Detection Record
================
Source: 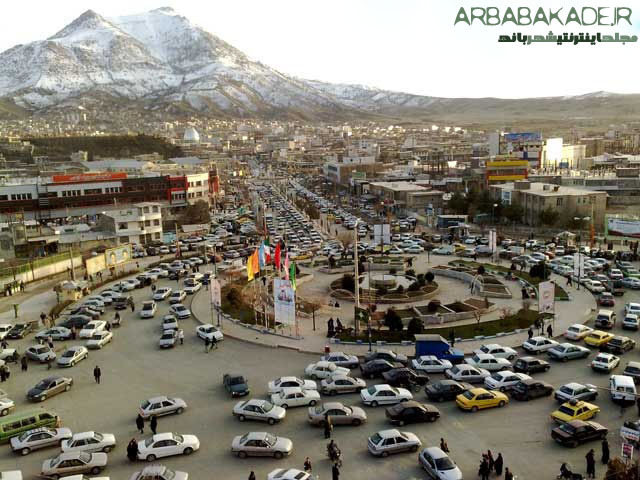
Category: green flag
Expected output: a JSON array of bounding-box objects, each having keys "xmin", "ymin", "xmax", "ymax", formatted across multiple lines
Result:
[
  {"xmin": 355, "ymin": 306, "xmax": 369, "ymax": 323},
  {"xmin": 290, "ymin": 262, "xmax": 296, "ymax": 291}
]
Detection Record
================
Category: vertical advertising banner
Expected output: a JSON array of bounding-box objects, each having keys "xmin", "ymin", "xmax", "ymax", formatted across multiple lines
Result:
[
  {"xmin": 573, "ymin": 253, "xmax": 585, "ymax": 279},
  {"xmin": 274, "ymin": 278, "xmax": 296, "ymax": 326},
  {"xmin": 210, "ymin": 279, "xmax": 221, "ymax": 308},
  {"xmin": 489, "ymin": 230, "xmax": 497, "ymax": 253},
  {"xmin": 538, "ymin": 281, "xmax": 555, "ymax": 314},
  {"xmin": 373, "ymin": 224, "xmax": 391, "ymax": 246}
]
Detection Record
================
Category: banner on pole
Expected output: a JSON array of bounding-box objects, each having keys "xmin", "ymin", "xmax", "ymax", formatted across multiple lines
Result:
[
  {"xmin": 622, "ymin": 442, "xmax": 634, "ymax": 460},
  {"xmin": 538, "ymin": 281, "xmax": 555, "ymax": 314},
  {"xmin": 573, "ymin": 253, "xmax": 585, "ymax": 279},
  {"xmin": 374, "ymin": 224, "xmax": 391, "ymax": 247},
  {"xmin": 489, "ymin": 230, "xmax": 497, "ymax": 253},
  {"xmin": 274, "ymin": 279, "xmax": 296, "ymax": 326},
  {"xmin": 210, "ymin": 279, "xmax": 221, "ymax": 308}
]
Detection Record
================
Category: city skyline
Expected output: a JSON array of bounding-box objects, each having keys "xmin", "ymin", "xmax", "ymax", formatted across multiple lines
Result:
[{"xmin": 1, "ymin": 0, "xmax": 639, "ymax": 99}]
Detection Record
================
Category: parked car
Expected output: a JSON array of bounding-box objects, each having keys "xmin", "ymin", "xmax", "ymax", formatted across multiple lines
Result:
[
  {"xmin": 475, "ymin": 344, "xmax": 517, "ymax": 360},
  {"xmin": 86, "ymin": 330, "xmax": 113, "ymax": 349},
  {"xmin": 467, "ymin": 353, "xmax": 512, "ymax": 372},
  {"xmin": 136, "ymin": 432, "xmax": 200, "ymax": 461},
  {"xmin": 7, "ymin": 323, "xmax": 34, "ymax": 339},
  {"xmin": 418, "ymin": 447, "xmax": 463, "ymax": 480},
  {"xmin": 27, "ymin": 376, "xmax": 73, "ymax": 402},
  {"xmin": 360, "ymin": 360, "xmax": 404, "ymax": 379},
  {"xmin": 510, "ymin": 379, "xmax": 554, "ymax": 401},
  {"xmin": 10, "ymin": 427, "xmax": 73, "ymax": 456},
  {"xmin": 547, "ymin": 343, "xmax": 590, "ymax": 362},
  {"xmin": 623, "ymin": 362, "xmax": 640, "ymax": 383},
  {"xmin": 444, "ymin": 364, "xmax": 490, "ymax": 384},
  {"xmin": 61, "ymin": 431, "xmax": 116, "ymax": 453},
  {"xmin": 551, "ymin": 420, "xmax": 608, "ymax": 447},
  {"xmin": 35, "ymin": 327, "xmax": 72, "ymax": 342},
  {"xmin": 584, "ymin": 330, "xmax": 614, "ymax": 348},
  {"xmin": 360, "ymin": 384, "xmax": 413, "ymax": 407},
  {"xmin": 231, "ymin": 432, "xmax": 292, "ymax": 459},
  {"xmin": 385, "ymin": 401, "xmax": 440, "ymax": 425},
  {"xmin": 268, "ymin": 377, "xmax": 317, "ymax": 394},
  {"xmin": 308, "ymin": 402, "xmax": 367, "ymax": 427},
  {"xmin": 367, "ymin": 429, "xmax": 421, "ymax": 457},
  {"xmin": 304, "ymin": 361, "xmax": 350, "ymax": 380},
  {"xmin": 591, "ymin": 353, "xmax": 620, "ymax": 372},
  {"xmin": 25, "ymin": 345, "xmax": 56, "ymax": 363},
  {"xmin": 41, "ymin": 451, "xmax": 107, "ymax": 477},
  {"xmin": 564, "ymin": 324, "xmax": 594, "ymax": 340},
  {"xmin": 425, "ymin": 380, "xmax": 473, "ymax": 403},
  {"xmin": 140, "ymin": 301, "xmax": 157, "ymax": 319},
  {"xmin": 484, "ymin": 371, "xmax": 530, "ymax": 392},
  {"xmin": 455, "ymin": 388, "xmax": 508, "ymax": 412},
  {"xmin": 555, "ymin": 383, "xmax": 598, "ymax": 403},
  {"xmin": 270, "ymin": 387, "xmax": 320, "ymax": 409},
  {"xmin": 601, "ymin": 336, "xmax": 635, "ymax": 355},
  {"xmin": 56, "ymin": 346, "xmax": 89, "ymax": 368},
  {"xmin": 139, "ymin": 396, "xmax": 187, "ymax": 419},
  {"xmin": 320, "ymin": 352, "xmax": 359, "ymax": 369},
  {"xmin": 320, "ymin": 375, "xmax": 367, "ymax": 395},
  {"xmin": 233, "ymin": 399, "xmax": 286, "ymax": 425},
  {"xmin": 623, "ymin": 314, "xmax": 640, "ymax": 331},
  {"xmin": 159, "ymin": 329, "xmax": 179, "ymax": 348},
  {"xmin": 381, "ymin": 368, "xmax": 429, "ymax": 391},
  {"xmin": 169, "ymin": 304, "xmax": 191, "ymax": 319},
  {"xmin": 363, "ymin": 349, "xmax": 408, "ymax": 366},
  {"xmin": 513, "ymin": 356, "xmax": 551, "ymax": 373},
  {"xmin": 223, "ymin": 373, "xmax": 250, "ymax": 397},
  {"xmin": 551, "ymin": 400, "xmax": 600, "ymax": 423},
  {"xmin": 411, "ymin": 355, "xmax": 452, "ymax": 373}
]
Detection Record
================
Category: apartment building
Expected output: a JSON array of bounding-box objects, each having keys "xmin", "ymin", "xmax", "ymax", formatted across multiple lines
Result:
[
  {"xmin": 368, "ymin": 181, "xmax": 445, "ymax": 212},
  {"xmin": 96, "ymin": 202, "xmax": 163, "ymax": 245}
]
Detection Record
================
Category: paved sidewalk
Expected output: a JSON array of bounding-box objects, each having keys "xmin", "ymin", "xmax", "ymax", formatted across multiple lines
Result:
[{"xmin": 190, "ymin": 271, "xmax": 597, "ymax": 356}]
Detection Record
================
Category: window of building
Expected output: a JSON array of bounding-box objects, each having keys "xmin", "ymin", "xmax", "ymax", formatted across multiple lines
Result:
[
  {"xmin": 143, "ymin": 207, "xmax": 150, "ymax": 213},
  {"xmin": 154, "ymin": 232, "xmax": 161, "ymax": 239},
  {"xmin": 84, "ymin": 188, "xmax": 102, "ymax": 195},
  {"xmin": 120, "ymin": 236, "xmax": 129, "ymax": 244},
  {"xmin": 556, "ymin": 198, "xmax": 563, "ymax": 206},
  {"xmin": 145, "ymin": 220, "xmax": 151, "ymax": 227},
  {"xmin": 118, "ymin": 223, "xmax": 128, "ymax": 230},
  {"xmin": 10, "ymin": 193, "xmax": 32, "ymax": 200},
  {"xmin": 153, "ymin": 219, "xmax": 160, "ymax": 226},
  {"xmin": 152, "ymin": 206, "xmax": 159, "ymax": 213},
  {"xmin": 0, "ymin": 195, "xmax": 7, "ymax": 201},
  {"xmin": 196, "ymin": 192, "xmax": 202, "ymax": 197},
  {"xmin": 196, "ymin": 181, "xmax": 202, "ymax": 186}
]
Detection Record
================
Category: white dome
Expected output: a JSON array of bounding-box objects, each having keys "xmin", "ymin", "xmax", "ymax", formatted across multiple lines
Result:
[{"xmin": 183, "ymin": 127, "xmax": 200, "ymax": 143}]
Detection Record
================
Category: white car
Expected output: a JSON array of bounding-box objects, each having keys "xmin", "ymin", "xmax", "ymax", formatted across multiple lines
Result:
[
  {"xmin": 233, "ymin": 399, "xmax": 286, "ymax": 424},
  {"xmin": 475, "ymin": 344, "xmax": 518, "ymax": 360},
  {"xmin": 522, "ymin": 336, "xmax": 559, "ymax": 353},
  {"xmin": 467, "ymin": 353, "xmax": 512, "ymax": 372},
  {"xmin": 304, "ymin": 361, "xmax": 350, "ymax": 380},
  {"xmin": 367, "ymin": 429, "xmax": 421, "ymax": 457},
  {"xmin": 57, "ymin": 346, "xmax": 89, "ymax": 367},
  {"xmin": 140, "ymin": 301, "xmax": 157, "ymax": 319},
  {"xmin": 62, "ymin": 431, "xmax": 116, "ymax": 453},
  {"xmin": 159, "ymin": 329, "xmax": 178, "ymax": 348},
  {"xmin": 126, "ymin": 278, "xmax": 141, "ymax": 289},
  {"xmin": 591, "ymin": 353, "xmax": 620, "ymax": 372},
  {"xmin": 85, "ymin": 296, "xmax": 106, "ymax": 307},
  {"xmin": 35, "ymin": 327, "xmax": 73, "ymax": 341},
  {"xmin": 564, "ymin": 324, "xmax": 594, "ymax": 340},
  {"xmin": 183, "ymin": 280, "xmax": 202, "ymax": 295},
  {"xmin": 404, "ymin": 245, "xmax": 424, "ymax": 254},
  {"xmin": 113, "ymin": 281, "xmax": 135, "ymax": 292},
  {"xmin": 411, "ymin": 355, "xmax": 453, "ymax": 373},
  {"xmin": 360, "ymin": 384, "xmax": 413, "ymax": 407},
  {"xmin": 584, "ymin": 280, "xmax": 606, "ymax": 293},
  {"xmin": 623, "ymin": 314, "xmax": 640, "ymax": 330},
  {"xmin": 625, "ymin": 303, "xmax": 640, "ymax": 316},
  {"xmin": 137, "ymin": 432, "xmax": 199, "ymax": 461},
  {"xmin": 99, "ymin": 291, "xmax": 120, "ymax": 303},
  {"xmin": 79, "ymin": 321, "xmax": 107, "ymax": 339},
  {"xmin": 147, "ymin": 269, "xmax": 166, "ymax": 279},
  {"xmin": 169, "ymin": 291, "xmax": 187, "ymax": 304},
  {"xmin": 153, "ymin": 288, "xmax": 172, "ymax": 301},
  {"xmin": 162, "ymin": 315, "xmax": 179, "ymax": 331},
  {"xmin": 0, "ymin": 324, "xmax": 12, "ymax": 341},
  {"xmin": 267, "ymin": 469, "xmax": 313, "ymax": 480},
  {"xmin": 609, "ymin": 269, "xmax": 624, "ymax": 280},
  {"xmin": 139, "ymin": 396, "xmax": 187, "ymax": 419},
  {"xmin": 419, "ymin": 446, "xmax": 463, "ymax": 480},
  {"xmin": 25, "ymin": 345, "xmax": 56, "ymax": 363},
  {"xmin": 484, "ymin": 371, "xmax": 531, "ymax": 392},
  {"xmin": 86, "ymin": 331, "xmax": 113, "ymax": 349},
  {"xmin": 270, "ymin": 387, "xmax": 320, "ymax": 409},
  {"xmin": 195, "ymin": 324, "xmax": 223, "ymax": 342},
  {"xmin": 445, "ymin": 364, "xmax": 490, "ymax": 384},
  {"xmin": 0, "ymin": 389, "xmax": 15, "ymax": 416},
  {"xmin": 10, "ymin": 426, "xmax": 72, "ymax": 455},
  {"xmin": 169, "ymin": 304, "xmax": 191, "ymax": 319},
  {"xmin": 231, "ymin": 432, "xmax": 293, "ymax": 459},
  {"xmin": 268, "ymin": 377, "xmax": 317, "ymax": 394}
]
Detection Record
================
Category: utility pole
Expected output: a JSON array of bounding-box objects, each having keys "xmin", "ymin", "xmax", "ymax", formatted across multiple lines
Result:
[{"xmin": 354, "ymin": 219, "xmax": 360, "ymax": 336}]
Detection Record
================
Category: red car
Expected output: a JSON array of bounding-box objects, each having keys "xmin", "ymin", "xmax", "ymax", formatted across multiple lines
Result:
[{"xmin": 598, "ymin": 293, "xmax": 615, "ymax": 307}]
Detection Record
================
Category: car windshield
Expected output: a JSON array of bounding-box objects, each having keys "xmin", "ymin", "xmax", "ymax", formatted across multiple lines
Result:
[
  {"xmin": 92, "ymin": 333, "xmax": 103, "ymax": 340},
  {"xmin": 78, "ymin": 452, "xmax": 91, "ymax": 463},
  {"xmin": 369, "ymin": 433, "xmax": 382, "ymax": 445},
  {"xmin": 462, "ymin": 390, "xmax": 474, "ymax": 400},
  {"xmin": 141, "ymin": 400, "xmax": 150, "ymax": 409},
  {"xmin": 558, "ymin": 406, "xmax": 575, "ymax": 415},
  {"xmin": 161, "ymin": 333, "xmax": 173, "ymax": 339},
  {"xmin": 143, "ymin": 304, "xmax": 153, "ymax": 310},
  {"xmin": 559, "ymin": 386, "xmax": 575, "ymax": 394},
  {"xmin": 144, "ymin": 437, "xmax": 155, "ymax": 447},
  {"xmin": 94, "ymin": 432, "xmax": 103, "ymax": 441},
  {"xmin": 367, "ymin": 386, "xmax": 377, "ymax": 395},
  {"xmin": 172, "ymin": 433, "xmax": 183, "ymax": 443},
  {"xmin": 558, "ymin": 423, "xmax": 576, "ymax": 434},
  {"xmin": 262, "ymin": 402, "xmax": 274, "ymax": 412},
  {"xmin": 490, "ymin": 373, "xmax": 503, "ymax": 380},
  {"xmin": 627, "ymin": 366, "xmax": 640, "ymax": 374},
  {"xmin": 62, "ymin": 350, "xmax": 76, "ymax": 358},
  {"xmin": 435, "ymin": 456, "xmax": 456, "ymax": 470},
  {"xmin": 265, "ymin": 433, "xmax": 277, "ymax": 446},
  {"xmin": 449, "ymin": 366, "xmax": 460, "ymax": 375},
  {"xmin": 471, "ymin": 354, "xmax": 481, "ymax": 363}
]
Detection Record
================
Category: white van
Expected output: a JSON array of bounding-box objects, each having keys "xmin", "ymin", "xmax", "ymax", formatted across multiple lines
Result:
[{"xmin": 610, "ymin": 375, "xmax": 637, "ymax": 402}]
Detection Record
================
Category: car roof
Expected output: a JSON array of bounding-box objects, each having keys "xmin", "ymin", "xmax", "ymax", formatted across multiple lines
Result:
[
  {"xmin": 377, "ymin": 429, "xmax": 401, "ymax": 438},
  {"xmin": 140, "ymin": 466, "xmax": 169, "ymax": 474},
  {"xmin": 469, "ymin": 388, "xmax": 489, "ymax": 395},
  {"xmin": 58, "ymin": 451, "xmax": 87, "ymax": 460},
  {"xmin": 147, "ymin": 396, "xmax": 169, "ymax": 403},
  {"xmin": 152, "ymin": 432, "xmax": 174, "ymax": 441},
  {"xmin": 423, "ymin": 446, "xmax": 448, "ymax": 459},
  {"xmin": 277, "ymin": 376, "xmax": 300, "ymax": 382},
  {"xmin": 280, "ymin": 387, "xmax": 303, "ymax": 394},
  {"xmin": 245, "ymin": 432, "xmax": 268, "ymax": 441},
  {"xmin": 73, "ymin": 431, "xmax": 97, "ymax": 439},
  {"xmin": 246, "ymin": 398, "xmax": 267, "ymax": 406},
  {"xmin": 563, "ymin": 382, "xmax": 585, "ymax": 389},
  {"xmin": 314, "ymin": 361, "xmax": 332, "ymax": 367},
  {"xmin": 321, "ymin": 402, "xmax": 345, "ymax": 410}
]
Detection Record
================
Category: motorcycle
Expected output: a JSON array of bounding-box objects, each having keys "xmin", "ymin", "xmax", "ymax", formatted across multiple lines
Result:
[{"xmin": 327, "ymin": 443, "xmax": 342, "ymax": 467}]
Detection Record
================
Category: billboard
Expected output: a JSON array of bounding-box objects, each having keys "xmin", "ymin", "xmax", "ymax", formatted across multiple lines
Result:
[
  {"xmin": 105, "ymin": 245, "xmax": 132, "ymax": 267},
  {"xmin": 573, "ymin": 253, "xmax": 585, "ymax": 279},
  {"xmin": 210, "ymin": 279, "xmax": 221, "ymax": 308},
  {"xmin": 606, "ymin": 217, "xmax": 640, "ymax": 239},
  {"xmin": 545, "ymin": 138, "xmax": 563, "ymax": 165},
  {"xmin": 52, "ymin": 172, "xmax": 127, "ymax": 183},
  {"xmin": 538, "ymin": 281, "xmax": 555, "ymax": 314},
  {"xmin": 85, "ymin": 255, "xmax": 106, "ymax": 276},
  {"xmin": 373, "ymin": 224, "xmax": 391, "ymax": 246},
  {"xmin": 274, "ymin": 279, "xmax": 296, "ymax": 326},
  {"xmin": 504, "ymin": 132, "xmax": 542, "ymax": 142}
]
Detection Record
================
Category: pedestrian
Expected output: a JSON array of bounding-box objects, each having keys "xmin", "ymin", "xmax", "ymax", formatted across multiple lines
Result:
[
  {"xmin": 48, "ymin": 340, "xmax": 54, "ymax": 350},
  {"xmin": 449, "ymin": 329, "xmax": 455, "ymax": 347},
  {"xmin": 527, "ymin": 327, "xmax": 533, "ymax": 339},
  {"xmin": 135, "ymin": 414, "xmax": 144, "ymax": 434},
  {"xmin": 0, "ymin": 367, "xmax": 5, "ymax": 383},
  {"xmin": 487, "ymin": 450, "xmax": 495, "ymax": 473},
  {"xmin": 248, "ymin": 472, "xmax": 256, "ymax": 480},
  {"xmin": 303, "ymin": 457, "xmax": 312, "ymax": 472},
  {"xmin": 151, "ymin": 284, "xmax": 156, "ymax": 293},
  {"xmin": 479, "ymin": 457, "xmax": 490, "ymax": 480},
  {"xmin": 323, "ymin": 415, "xmax": 333, "ymax": 439},
  {"xmin": 105, "ymin": 321, "xmax": 111, "ymax": 332},
  {"xmin": 332, "ymin": 463, "xmax": 340, "ymax": 480},
  {"xmin": 20, "ymin": 355, "xmax": 27, "ymax": 372},
  {"xmin": 440, "ymin": 438, "xmax": 449, "ymax": 453},
  {"xmin": 178, "ymin": 329, "xmax": 184, "ymax": 345},
  {"xmin": 93, "ymin": 365, "xmax": 101, "ymax": 384},
  {"xmin": 205, "ymin": 337, "xmax": 211, "ymax": 353},
  {"xmin": 150, "ymin": 415, "xmax": 158, "ymax": 435},
  {"xmin": 494, "ymin": 452, "xmax": 504, "ymax": 476},
  {"xmin": 127, "ymin": 439, "xmax": 137, "ymax": 461},
  {"xmin": 335, "ymin": 318, "xmax": 343, "ymax": 334},
  {"xmin": 40, "ymin": 312, "xmax": 46, "ymax": 325},
  {"xmin": 636, "ymin": 395, "xmax": 640, "ymax": 416},
  {"xmin": 601, "ymin": 438, "xmax": 610, "ymax": 465},
  {"xmin": 20, "ymin": 281, "xmax": 24, "ymax": 292},
  {"xmin": 567, "ymin": 275, "xmax": 572, "ymax": 287},
  {"xmin": 504, "ymin": 468, "xmax": 514, "ymax": 480},
  {"xmin": 46, "ymin": 357, "xmax": 52, "ymax": 370},
  {"xmin": 586, "ymin": 448, "xmax": 596, "ymax": 479},
  {"xmin": 130, "ymin": 302, "xmax": 135, "ymax": 313},
  {"xmin": 547, "ymin": 324, "xmax": 553, "ymax": 338},
  {"xmin": 327, "ymin": 318, "xmax": 335, "ymax": 338}
]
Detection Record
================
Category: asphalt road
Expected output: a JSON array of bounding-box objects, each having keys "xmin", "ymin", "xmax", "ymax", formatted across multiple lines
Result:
[{"xmin": 0, "ymin": 273, "xmax": 639, "ymax": 480}]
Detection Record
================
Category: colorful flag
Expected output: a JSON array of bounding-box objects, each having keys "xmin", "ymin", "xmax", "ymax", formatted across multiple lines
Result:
[
  {"xmin": 290, "ymin": 261, "xmax": 296, "ymax": 291},
  {"xmin": 274, "ymin": 242, "xmax": 281, "ymax": 269},
  {"xmin": 247, "ymin": 252, "xmax": 255, "ymax": 281},
  {"xmin": 284, "ymin": 252, "xmax": 290, "ymax": 280},
  {"xmin": 258, "ymin": 243, "xmax": 266, "ymax": 268},
  {"xmin": 264, "ymin": 238, "xmax": 271, "ymax": 263},
  {"xmin": 251, "ymin": 249, "xmax": 260, "ymax": 277}
]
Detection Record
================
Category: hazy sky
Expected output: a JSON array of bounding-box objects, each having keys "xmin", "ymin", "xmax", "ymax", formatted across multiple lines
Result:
[{"xmin": 1, "ymin": 0, "xmax": 639, "ymax": 98}]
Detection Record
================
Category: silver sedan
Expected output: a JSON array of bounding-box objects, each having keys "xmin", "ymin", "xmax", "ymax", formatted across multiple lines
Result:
[{"xmin": 231, "ymin": 432, "xmax": 292, "ymax": 458}]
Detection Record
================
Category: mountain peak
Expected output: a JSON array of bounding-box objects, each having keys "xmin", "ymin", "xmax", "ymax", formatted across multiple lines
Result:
[
  {"xmin": 151, "ymin": 7, "xmax": 177, "ymax": 14},
  {"xmin": 49, "ymin": 9, "xmax": 114, "ymax": 39}
]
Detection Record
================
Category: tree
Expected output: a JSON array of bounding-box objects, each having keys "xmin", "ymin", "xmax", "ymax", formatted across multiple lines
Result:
[
  {"xmin": 408, "ymin": 281, "xmax": 421, "ymax": 292},
  {"xmin": 477, "ymin": 265, "xmax": 486, "ymax": 276},
  {"xmin": 502, "ymin": 202, "xmax": 524, "ymax": 224},
  {"xmin": 448, "ymin": 192, "xmax": 468, "ymax": 214},
  {"xmin": 178, "ymin": 200, "xmax": 210, "ymax": 226},
  {"xmin": 529, "ymin": 263, "xmax": 550, "ymax": 280},
  {"xmin": 407, "ymin": 317, "xmax": 424, "ymax": 335},
  {"xmin": 340, "ymin": 274, "xmax": 355, "ymax": 292},
  {"xmin": 396, "ymin": 285, "xmax": 405, "ymax": 294},
  {"xmin": 538, "ymin": 206, "xmax": 560, "ymax": 226},
  {"xmin": 384, "ymin": 309, "xmax": 404, "ymax": 332},
  {"xmin": 425, "ymin": 271, "xmax": 435, "ymax": 284}
]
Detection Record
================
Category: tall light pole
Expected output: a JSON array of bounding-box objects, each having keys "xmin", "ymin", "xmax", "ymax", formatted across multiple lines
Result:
[{"xmin": 353, "ymin": 219, "xmax": 360, "ymax": 336}]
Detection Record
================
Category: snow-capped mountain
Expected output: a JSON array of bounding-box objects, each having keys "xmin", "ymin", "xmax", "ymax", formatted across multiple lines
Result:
[{"xmin": 0, "ymin": 7, "xmax": 350, "ymax": 118}]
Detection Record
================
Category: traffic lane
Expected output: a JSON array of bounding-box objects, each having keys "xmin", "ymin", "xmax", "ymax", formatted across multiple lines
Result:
[{"xmin": 0, "ymin": 277, "xmax": 638, "ymax": 480}]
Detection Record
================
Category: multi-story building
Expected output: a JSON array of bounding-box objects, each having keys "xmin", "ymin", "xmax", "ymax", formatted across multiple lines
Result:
[
  {"xmin": 485, "ymin": 156, "xmax": 529, "ymax": 185},
  {"xmin": 490, "ymin": 180, "xmax": 608, "ymax": 229},
  {"xmin": 368, "ymin": 181, "xmax": 445, "ymax": 212},
  {"xmin": 96, "ymin": 202, "xmax": 163, "ymax": 245}
]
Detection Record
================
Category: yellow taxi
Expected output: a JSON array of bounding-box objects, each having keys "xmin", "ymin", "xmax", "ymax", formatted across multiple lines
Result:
[
  {"xmin": 583, "ymin": 330, "xmax": 614, "ymax": 348},
  {"xmin": 455, "ymin": 388, "xmax": 509, "ymax": 412},
  {"xmin": 453, "ymin": 243, "xmax": 467, "ymax": 253},
  {"xmin": 550, "ymin": 400, "xmax": 600, "ymax": 423}
]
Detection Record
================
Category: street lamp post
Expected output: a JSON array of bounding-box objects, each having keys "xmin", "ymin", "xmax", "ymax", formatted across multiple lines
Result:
[
  {"xmin": 354, "ymin": 220, "xmax": 360, "ymax": 336},
  {"xmin": 492, "ymin": 203, "xmax": 498, "ymax": 225}
]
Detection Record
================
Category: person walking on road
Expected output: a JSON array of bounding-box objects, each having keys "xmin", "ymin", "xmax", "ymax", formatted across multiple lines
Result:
[
  {"xmin": 248, "ymin": 472, "xmax": 256, "ymax": 480},
  {"xmin": 136, "ymin": 414, "xmax": 144, "ymax": 434},
  {"xmin": 150, "ymin": 415, "xmax": 158, "ymax": 435},
  {"xmin": 205, "ymin": 337, "xmax": 211, "ymax": 353},
  {"xmin": 479, "ymin": 457, "xmax": 490, "ymax": 480},
  {"xmin": 601, "ymin": 438, "xmax": 610, "ymax": 465},
  {"xmin": 127, "ymin": 439, "xmax": 138, "ymax": 461},
  {"xmin": 547, "ymin": 324, "xmax": 553, "ymax": 338},
  {"xmin": 323, "ymin": 415, "xmax": 333, "ymax": 439},
  {"xmin": 93, "ymin": 366, "xmax": 101, "ymax": 384},
  {"xmin": 440, "ymin": 438, "xmax": 449, "ymax": 453},
  {"xmin": 494, "ymin": 453, "xmax": 504, "ymax": 476},
  {"xmin": 487, "ymin": 450, "xmax": 495, "ymax": 473},
  {"xmin": 20, "ymin": 355, "xmax": 27, "ymax": 372},
  {"xmin": 586, "ymin": 448, "xmax": 596, "ymax": 479},
  {"xmin": 332, "ymin": 463, "xmax": 340, "ymax": 480},
  {"xmin": 504, "ymin": 468, "xmax": 514, "ymax": 480},
  {"xmin": 303, "ymin": 457, "xmax": 312, "ymax": 472},
  {"xmin": 178, "ymin": 329, "xmax": 184, "ymax": 345},
  {"xmin": 527, "ymin": 327, "xmax": 533, "ymax": 340},
  {"xmin": 130, "ymin": 302, "xmax": 135, "ymax": 313}
]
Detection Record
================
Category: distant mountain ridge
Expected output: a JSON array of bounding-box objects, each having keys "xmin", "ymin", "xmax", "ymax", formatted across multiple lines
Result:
[{"xmin": 0, "ymin": 7, "xmax": 637, "ymax": 122}]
